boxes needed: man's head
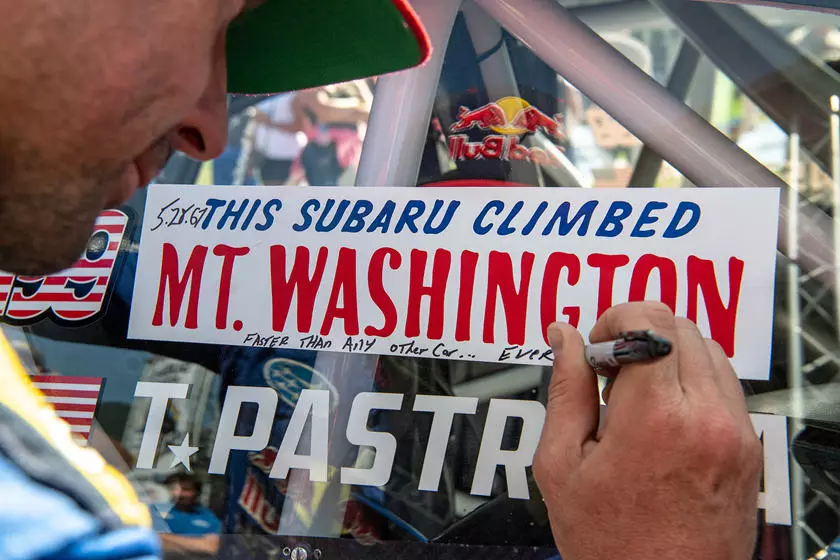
[0,0,429,275]
[165,472,202,510]
[0,0,246,274]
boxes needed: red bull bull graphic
[448,97,565,167]
[0,210,129,324]
[450,103,508,132]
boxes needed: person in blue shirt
[157,473,221,536]
[152,473,222,556]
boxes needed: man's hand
[534,302,762,559]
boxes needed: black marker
[585,330,672,372]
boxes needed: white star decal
[168,434,199,472]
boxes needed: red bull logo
[450,103,508,132]
[448,97,565,167]
[0,210,128,324]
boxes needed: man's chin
[0,234,90,276]
[106,164,141,209]
[2,253,80,276]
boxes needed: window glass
[5,3,840,559]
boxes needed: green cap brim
[226,0,432,94]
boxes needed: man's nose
[171,37,229,161]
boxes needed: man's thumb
[543,323,601,452]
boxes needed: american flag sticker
[0,273,12,316]
[31,375,104,444]
[0,210,128,324]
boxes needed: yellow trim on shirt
[0,332,151,528]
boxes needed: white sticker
[128,186,780,379]
[133,381,794,516]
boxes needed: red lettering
[213,244,250,329]
[509,137,530,161]
[464,142,483,160]
[406,249,451,339]
[628,254,678,313]
[320,248,360,336]
[448,136,463,160]
[483,251,535,345]
[687,256,744,357]
[260,500,280,533]
[540,252,581,344]
[482,136,504,159]
[564,307,581,329]
[239,472,259,511]
[270,245,328,333]
[152,243,208,328]
[365,248,402,337]
[587,253,631,318]
[455,251,479,342]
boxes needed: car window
[4,3,840,559]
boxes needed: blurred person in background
[246,92,306,185]
[211,103,258,186]
[294,80,373,186]
[153,473,221,557]
[572,32,649,186]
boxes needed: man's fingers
[589,301,678,345]
[542,323,601,457]
[672,317,718,398]
[668,319,746,420]
[602,379,614,405]
[705,338,751,418]
[588,302,682,399]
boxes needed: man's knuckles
[621,300,676,326]
[673,316,702,338]
[682,411,746,471]
[630,397,686,436]
[593,301,677,342]
[704,337,728,360]
[741,431,764,481]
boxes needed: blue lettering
[542,201,598,236]
[342,200,375,233]
[595,201,633,237]
[315,199,350,232]
[423,200,460,234]
[218,198,249,230]
[473,200,505,235]
[367,201,396,233]
[293,199,320,232]
[394,201,426,234]
[202,198,226,230]
[630,201,667,238]
[255,199,282,231]
[664,201,701,238]
[521,201,548,235]
[241,199,262,231]
[498,201,524,236]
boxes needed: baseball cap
[226,0,432,94]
